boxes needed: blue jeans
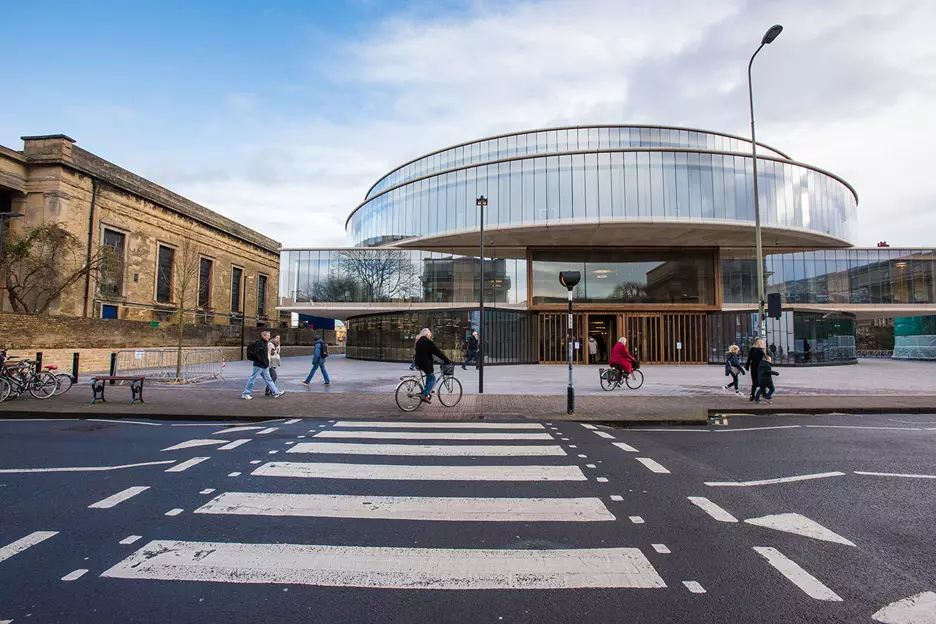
[305,360,330,384]
[423,372,436,398]
[755,382,775,400]
[243,365,278,397]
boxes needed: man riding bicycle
[413,328,451,404]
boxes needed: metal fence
[113,348,225,383]
[856,350,894,359]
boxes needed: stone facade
[0,135,280,326]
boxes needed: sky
[3,0,935,249]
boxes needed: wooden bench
[90,376,145,405]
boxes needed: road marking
[101,541,667,589]
[683,581,706,593]
[586,464,596,468]
[0,460,175,474]
[254,462,587,481]
[0,531,58,563]
[218,439,251,451]
[629,516,645,524]
[596,477,608,483]
[613,442,640,453]
[752,547,842,601]
[629,428,709,433]
[636,458,671,474]
[687,497,738,523]
[256,427,279,435]
[334,421,545,430]
[61,569,88,581]
[228,472,242,477]
[212,426,267,434]
[249,460,261,464]
[268,450,279,454]
[284,419,302,425]
[288,443,567,457]
[119,535,143,545]
[87,418,160,426]
[200,489,215,494]
[313,431,554,441]
[594,431,616,439]
[610,495,623,501]
[578,454,587,458]
[285,441,295,445]
[652,544,671,554]
[872,591,936,623]
[581,424,597,430]
[162,439,228,451]
[88,486,150,509]
[195,492,616,522]
[165,508,183,516]
[297,436,306,439]
[805,425,924,431]
[569,445,577,448]
[714,425,801,433]
[745,513,855,546]
[705,471,846,487]
[855,471,936,480]
[165,457,210,473]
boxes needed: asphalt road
[0,413,933,624]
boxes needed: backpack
[319,341,329,359]
[246,340,259,362]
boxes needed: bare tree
[1,223,116,315]
[311,274,358,302]
[337,249,418,301]
[610,281,649,302]
[157,225,201,382]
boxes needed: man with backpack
[242,330,284,400]
[462,330,479,370]
[300,334,331,386]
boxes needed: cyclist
[609,336,637,378]
[413,328,451,404]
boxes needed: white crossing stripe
[61,569,89,582]
[119,535,142,545]
[284,419,302,425]
[581,424,597,430]
[636,458,671,474]
[0,531,58,563]
[250,460,262,464]
[610,495,624,501]
[593,431,615,439]
[586,464,596,468]
[200,489,216,494]
[313,431,554,441]
[682,581,706,593]
[101,540,667,589]
[613,442,640,453]
[228,472,242,477]
[288,443,567,457]
[687,497,738,523]
[256,427,279,435]
[195,492,615,522]
[596,477,608,483]
[334,421,545,430]
[218,439,251,450]
[629,516,645,524]
[165,508,184,516]
[254,462,587,482]
[162,439,227,451]
[268,450,279,454]
[652,544,671,554]
[212,426,267,434]
[855,471,936,480]
[165,457,210,473]
[88,486,150,509]
[0,460,174,474]
[872,591,936,624]
[753,547,842,601]
[744,513,855,546]
[705,471,845,487]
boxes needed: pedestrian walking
[414,328,451,404]
[462,330,479,370]
[264,334,282,396]
[300,334,330,386]
[722,344,746,395]
[754,355,779,403]
[588,336,598,363]
[242,330,283,400]
[744,338,766,402]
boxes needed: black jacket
[745,347,765,378]
[414,336,450,374]
[725,353,745,375]
[249,338,271,368]
[757,359,779,385]
[467,335,479,354]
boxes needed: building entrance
[586,314,616,365]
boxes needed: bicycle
[395,362,463,412]
[0,352,58,401]
[598,365,644,391]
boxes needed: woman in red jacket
[609,336,637,375]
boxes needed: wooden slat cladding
[538,312,588,364]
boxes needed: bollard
[72,352,80,382]
[109,352,117,385]
[35,352,43,372]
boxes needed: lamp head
[559,271,581,290]
[476,195,488,207]
[762,24,783,44]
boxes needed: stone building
[0,134,280,326]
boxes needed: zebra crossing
[99,419,673,591]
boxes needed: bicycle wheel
[394,379,423,412]
[625,369,644,390]
[53,373,74,396]
[437,376,463,407]
[599,370,617,392]
[29,371,57,399]
[0,378,11,403]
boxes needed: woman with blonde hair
[722,344,745,394]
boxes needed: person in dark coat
[414,328,451,403]
[754,355,779,403]
[744,338,766,401]
[462,330,479,370]
[722,344,746,394]
[242,330,283,399]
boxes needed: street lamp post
[476,195,488,394]
[559,271,581,414]
[748,23,783,342]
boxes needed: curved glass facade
[347,126,858,248]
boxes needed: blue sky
[3,0,936,248]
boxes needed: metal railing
[113,348,225,383]
[856,350,894,359]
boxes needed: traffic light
[766,292,782,319]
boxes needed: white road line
[610,495,623,501]
[218,439,251,451]
[872,591,936,623]
[578,454,587,458]
[284,419,302,425]
[287,443,567,457]
[298,436,306,439]
[855,471,936,480]
[87,419,161,426]
[165,457,210,473]
[687,497,738,523]
[805,425,923,431]
[1,618,13,623]
[195,492,616,522]
[313,431,554,441]
[119,535,143,545]
[752,547,842,601]
[212,426,268,434]
[172,423,246,427]
[268,450,279,455]
[683,581,706,593]
[569,445,577,448]
[200,489,215,494]
[744,513,855,546]
[705,471,846,487]
[162,439,227,451]
[88,486,150,509]
[0,460,175,474]
[581,424,597,430]
[585,464,596,468]
[0,418,79,422]
[61,569,88,581]
[101,540,666,589]
[285,441,294,445]
[334,421,545,430]
[652,544,671,554]
[636,458,671,474]
[613,442,640,453]
[228,472,242,477]
[0,531,58,563]
[254,462,587,482]
[256,427,280,435]
[596,477,608,483]
[165,508,183,516]
[593,431,616,439]
[629,516,645,524]
[630,428,709,433]
[714,425,801,432]
[250,460,262,464]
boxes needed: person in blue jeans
[300,335,331,386]
[413,328,450,404]
[242,330,283,400]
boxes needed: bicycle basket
[440,363,455,377]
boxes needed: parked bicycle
[0,351,58,401]
[395,361,463,412]
[598,365,644,391]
